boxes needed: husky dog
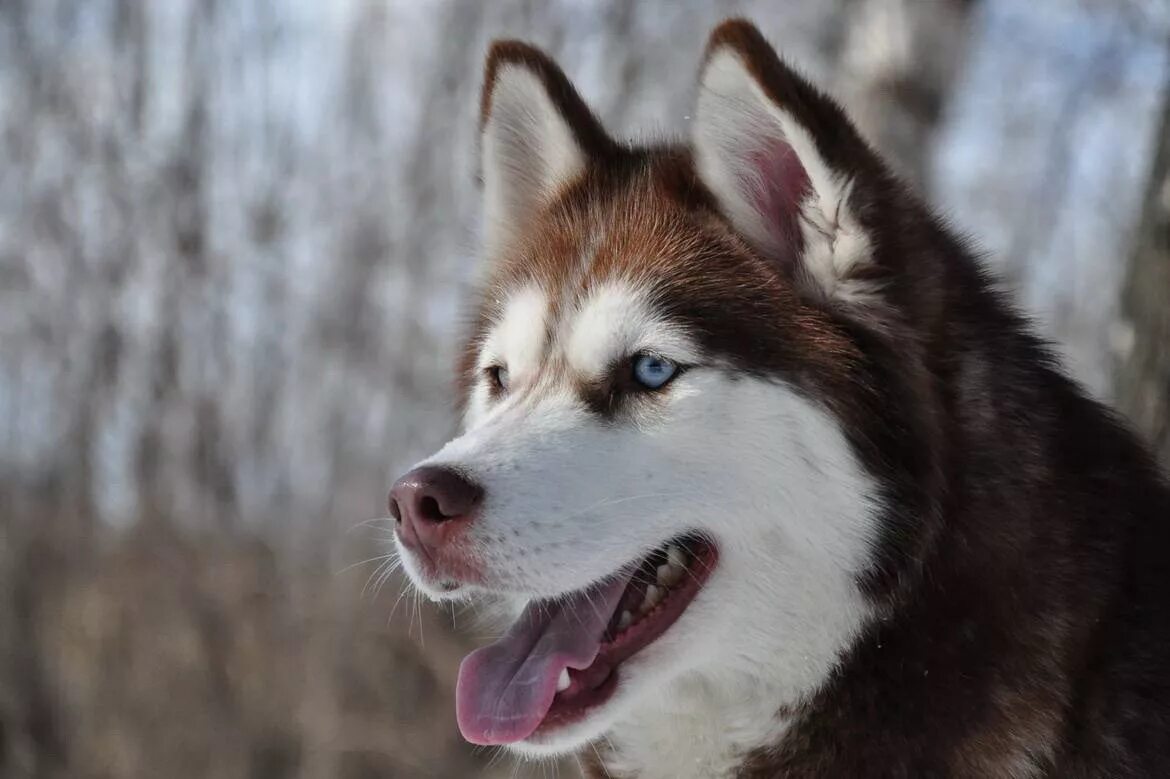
[388,19,1170,778]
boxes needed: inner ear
[743,135,812,264]
[693,47,822,269]
[480,42,614,260]
[692,21,877,301]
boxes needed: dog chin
[509,712,618,757]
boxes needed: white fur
[600,675,791,779]
[693,50,874,302]
[464,284,551,430]
[479,285,550,385]
[482,65,586,260]
[564,282,701,379]
[396,278,881,776]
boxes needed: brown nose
[389,466,483,555]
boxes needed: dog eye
[487,365,510,392]
[631,354,678,390]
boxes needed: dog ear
[480,42,614,260]
[692,20,880,302]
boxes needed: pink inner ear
[747,139,810,266]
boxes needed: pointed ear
[479,42,614,259]
[693,20,878,301]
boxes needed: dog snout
[389,465,484,556]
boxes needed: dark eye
[631,354,678,390]
[487,365,510,392]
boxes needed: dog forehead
[483,275,701,385]
[475,167,770,383]
[481,284,549,371]
[562,282,697,377]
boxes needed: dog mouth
[455,534,718,746]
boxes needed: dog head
[389,19,942,757]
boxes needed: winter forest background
[2,1,1168,777]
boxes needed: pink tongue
[456,578,628,745]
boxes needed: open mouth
[455,534,718,746]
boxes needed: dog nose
[389,466,483,553]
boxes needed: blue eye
[488,365,509,392]
[631,354,678,390]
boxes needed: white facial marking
[564,282,699,379]
[507,372,878,774]
[465,285,550,428]
[480,284,549,379]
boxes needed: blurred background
[2,1,1168,777]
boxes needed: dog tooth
[666,545,686,569]
[557,669,571,692]
[657,563,683,588]
[618,610,632,630]
[642,584,663,612]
